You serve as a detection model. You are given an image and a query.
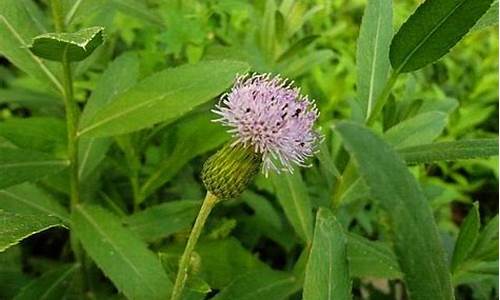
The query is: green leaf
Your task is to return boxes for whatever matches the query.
[0,0,63,93]
[451,203,480,272]
[0,183,69,224]
[356,0,393,119]
[110,0,164,27]
[124,200,200,242]
[0,117,67,155]
[303,208,352,300]
[29,27,104,62]
[0,211,63,252]
[347,233,402,279]
[390,0,494,73]
[270,171,313,243]
[384,112,448,148]
[276,35,319,63]
[472,0,499,30]
[78,60,249,138]
[398,139,499,165]
[140,113,230,199]
[335,121,454,300]
[242,191,283,231]
[73,204,171,300]
[472,215,499,261]
[0,148,69,189]
[213,269,298,300]
[13,264,79,300]
[79,52,139,180]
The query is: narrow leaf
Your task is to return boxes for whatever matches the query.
[335,122,454,300]
[124,200,200,242]
[451,203,480,272]
[398,139,499,164]
[390,0,494,72]
[78,60,249,138]
[13,264,79,300]
[303,208,352,300]
[72,204,171,300]
[29,27,104,62]
[270,171,313,243]
[384,112,447,148]
[356,0,393,119]
[213,269,298,300]
[0,183,69,224]
[0,211,63,252]
[0,148,69,189]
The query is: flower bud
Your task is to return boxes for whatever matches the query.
[201,143,261,199]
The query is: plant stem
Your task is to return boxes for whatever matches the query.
[170,192,219,300]
[51,0,86,292]
[366,71,400,125]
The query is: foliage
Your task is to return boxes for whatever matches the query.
[0,0,498,299]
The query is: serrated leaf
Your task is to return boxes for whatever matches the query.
[390,0,494,72]
[270,171,313,243]
[356,0,393,119]
[0,211,63,252]
[335,121,454,300]
[72,204,171,300]
[78,52,139,180]
[303,208,352,300]
[124,200,200,242]
[13,264,79,300]
[0,183,69,224]
[398,139,499,165]
[213,269,298,300]
[0,0,63,93]
[0,148,69,189]
[29,27,104,62]
[451,203,480,272]
[384,112,448,148]
[347,233,402,279]
[78,60,249,138]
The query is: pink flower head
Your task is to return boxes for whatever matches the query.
[213,73,320,175]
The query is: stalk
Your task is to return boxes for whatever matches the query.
[170,192,219,300]
[51,0,86,291]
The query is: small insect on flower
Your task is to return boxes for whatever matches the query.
[213,73,320,175]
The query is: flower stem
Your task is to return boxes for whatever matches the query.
[51,0,86,292]
[170,192,219,300]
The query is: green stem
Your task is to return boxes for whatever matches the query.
[51,0,86,292]
[170,192,219,300]
[366,71,400,125]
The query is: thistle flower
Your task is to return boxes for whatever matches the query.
[212,73,320,175]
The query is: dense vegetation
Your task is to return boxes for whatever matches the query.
[0,0,498,299]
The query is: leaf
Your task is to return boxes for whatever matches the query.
[472,215,499,261]
[390,0,495,73]
[0,0,63,93]
[78,52,139,180]
[398,139,499,165]
[0,148,69,189]
[0,183,69,224]
[110,0,164,27]
[270,171,313,243]
[356,0,393,119]
[281,49,334,78]
[77,60,249,138]
[124,200,200,242]
[303,208,352,300]
[241,191,283,231]
[0,117,67,155]
[472,0,499,31]
[140,113,230,199]
[384,112,448,148]
[276,35,319,63]
[0,211,63,252]
[13,264,79,300]
[72,204,171,300]
[213,269,298,300]
[335,121,454,300]
[347,233,402,279]
[451,203,480,272]
[29,26,104,62]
